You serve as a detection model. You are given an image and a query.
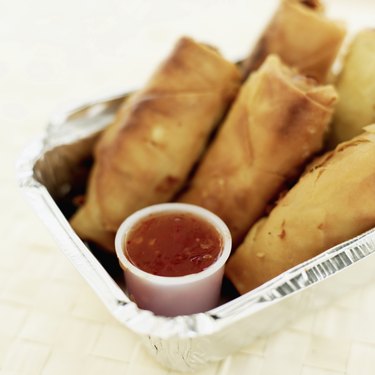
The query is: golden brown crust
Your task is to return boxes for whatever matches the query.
[70,37,241,252]
[179,55,337,246]
[242,0,346,82]
[69,166,116,250]
[328,29,375,147]
[226,126,375,294]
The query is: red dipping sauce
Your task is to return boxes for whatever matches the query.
[125,212,222,277]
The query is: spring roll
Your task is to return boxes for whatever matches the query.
[227,125,375,294]
[329,30,375,147]
[179,55,337,246]
[242,0,346,82]
[70,37,241,251]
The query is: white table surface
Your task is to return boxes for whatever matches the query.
[2,0,375,374]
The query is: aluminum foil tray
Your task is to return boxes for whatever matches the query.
[17,91,375,372]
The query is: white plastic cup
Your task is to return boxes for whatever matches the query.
[115,203,232,317]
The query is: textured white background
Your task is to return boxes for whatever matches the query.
[2,0,375,374]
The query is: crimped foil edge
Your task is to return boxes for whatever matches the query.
[16,90,375,371]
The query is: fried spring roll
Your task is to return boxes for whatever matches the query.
[70,37,241,251]
[227,125,375,294]
[179,55,337,246]
[242,0,346,82]
[329,30,375,147]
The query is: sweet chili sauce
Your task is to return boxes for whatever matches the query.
[125,212,222,277]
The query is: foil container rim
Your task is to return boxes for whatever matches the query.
[16,90,375,340]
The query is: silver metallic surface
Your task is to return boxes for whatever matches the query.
[17,92,375,372]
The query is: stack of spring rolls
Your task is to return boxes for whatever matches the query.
[70,0,375,295]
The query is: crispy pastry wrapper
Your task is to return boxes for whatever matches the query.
[179,55,337,246]
[227,125,375,294]
[242,0,346,82]
[70,37,241,251]
[329,29,375,147]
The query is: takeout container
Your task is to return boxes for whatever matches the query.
[115,203,232,317]
[17,90,375,372]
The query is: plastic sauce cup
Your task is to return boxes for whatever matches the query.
[115,203,232,317]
